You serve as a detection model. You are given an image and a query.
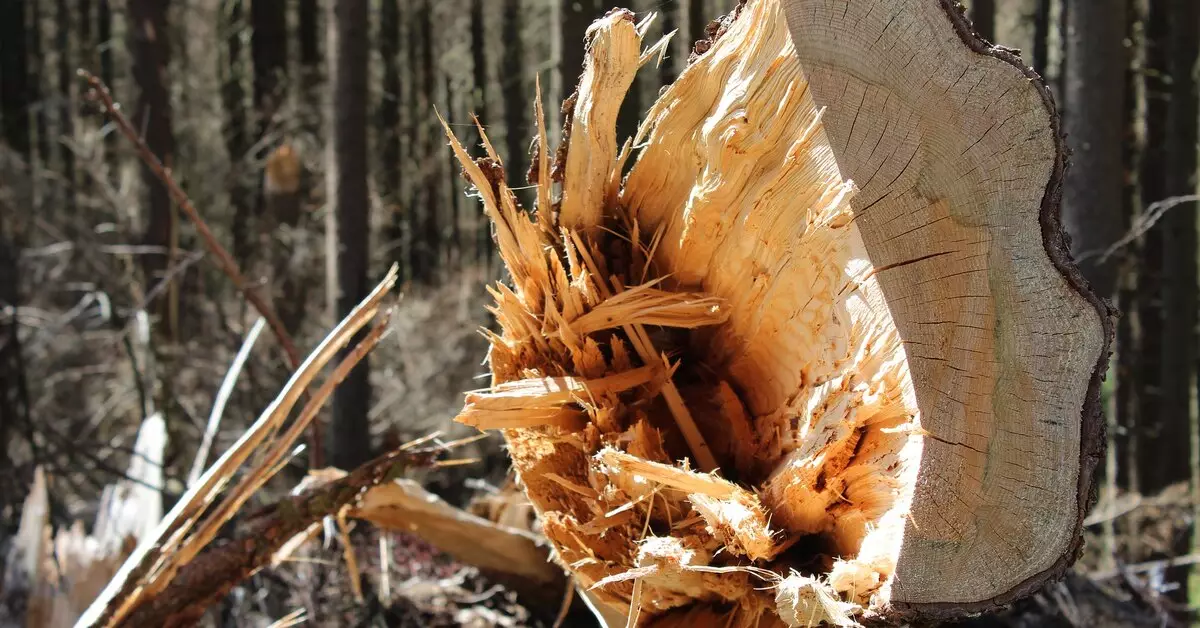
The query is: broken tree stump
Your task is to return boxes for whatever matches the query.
[448,0,1112,625]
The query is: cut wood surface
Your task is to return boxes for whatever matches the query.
[780,0,1111,615]
[446,0,1110,625]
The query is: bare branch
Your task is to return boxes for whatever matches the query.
[77,70,323,465]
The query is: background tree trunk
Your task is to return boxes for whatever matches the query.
[224,0,253,266]
[127,0,178,335]
[379,0,402,266]
[1062,0,1126,298]
[413,0,439,285]
[470,0,492,267]
[98,0,116,168]
[326,0,372,469]
[251,0,287,132]
[297,0,321,136]
[971,0,996,41]
[55,0,76,215]
[501,0,529,201]
[0,0,33,504]
[0,0,31,157]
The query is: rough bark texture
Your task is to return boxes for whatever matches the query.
[326,0,373,470]
[1062,0,1126,298]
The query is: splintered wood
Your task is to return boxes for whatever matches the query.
[447,1,923,625]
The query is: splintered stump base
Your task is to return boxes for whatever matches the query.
[449,0,1109,625]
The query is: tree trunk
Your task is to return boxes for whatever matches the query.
[0,0,31,157]
[1148,0,1199,595]
[501,0,529,200]
[297,0,320,135]
[1032,0,1050,77]
[1062,0,1126,299]
[660,0,680,85]
[224,0,252,266]
[30,0,49,172]
[250,0,287,132]
[412,0,439,285]
[559,0,595,113]
[688,0,710,45]
[127,0,177,335]
[326,0,372,470]
[0,0,32,501]
[98,0,116,168]
[55,0,76,214]
[470,0,492,266]
[971,0,995,41]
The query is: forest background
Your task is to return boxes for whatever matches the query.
[0,0,1197,625]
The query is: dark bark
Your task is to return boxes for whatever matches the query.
[0,0,31,157]
[501,0,529,196]
[411,0,439,285]
[560,0,595,107]
[55,0,76,212]
[98,0,115,166]
[1157,0,1199,492]
[379,0,402,267]
[970,0,995,42]
[1062,0,1126,299]
[127,0,177,332]
[298,0,319,71]
[297,0,321,135]
[660,0,680,85]
[0,0,32,507]
[470,0,492,265]
[405,3,423,283]
[327,0,372,469]
[223,0,252,265]
[250,0,287,132]
[689,0,710,46]
[30,0,49,167]
[1131,0,1169,497]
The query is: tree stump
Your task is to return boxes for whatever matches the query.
[447,0,1112,625]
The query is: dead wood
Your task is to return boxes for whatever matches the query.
[118,446,441,627]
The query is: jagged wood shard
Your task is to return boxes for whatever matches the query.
[449,0,1110,625]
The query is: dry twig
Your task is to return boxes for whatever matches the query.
[77,71,323,465]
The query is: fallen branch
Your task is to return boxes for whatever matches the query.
[119,446,444,627]
[77,70,323,466]
[76,267,399,628]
